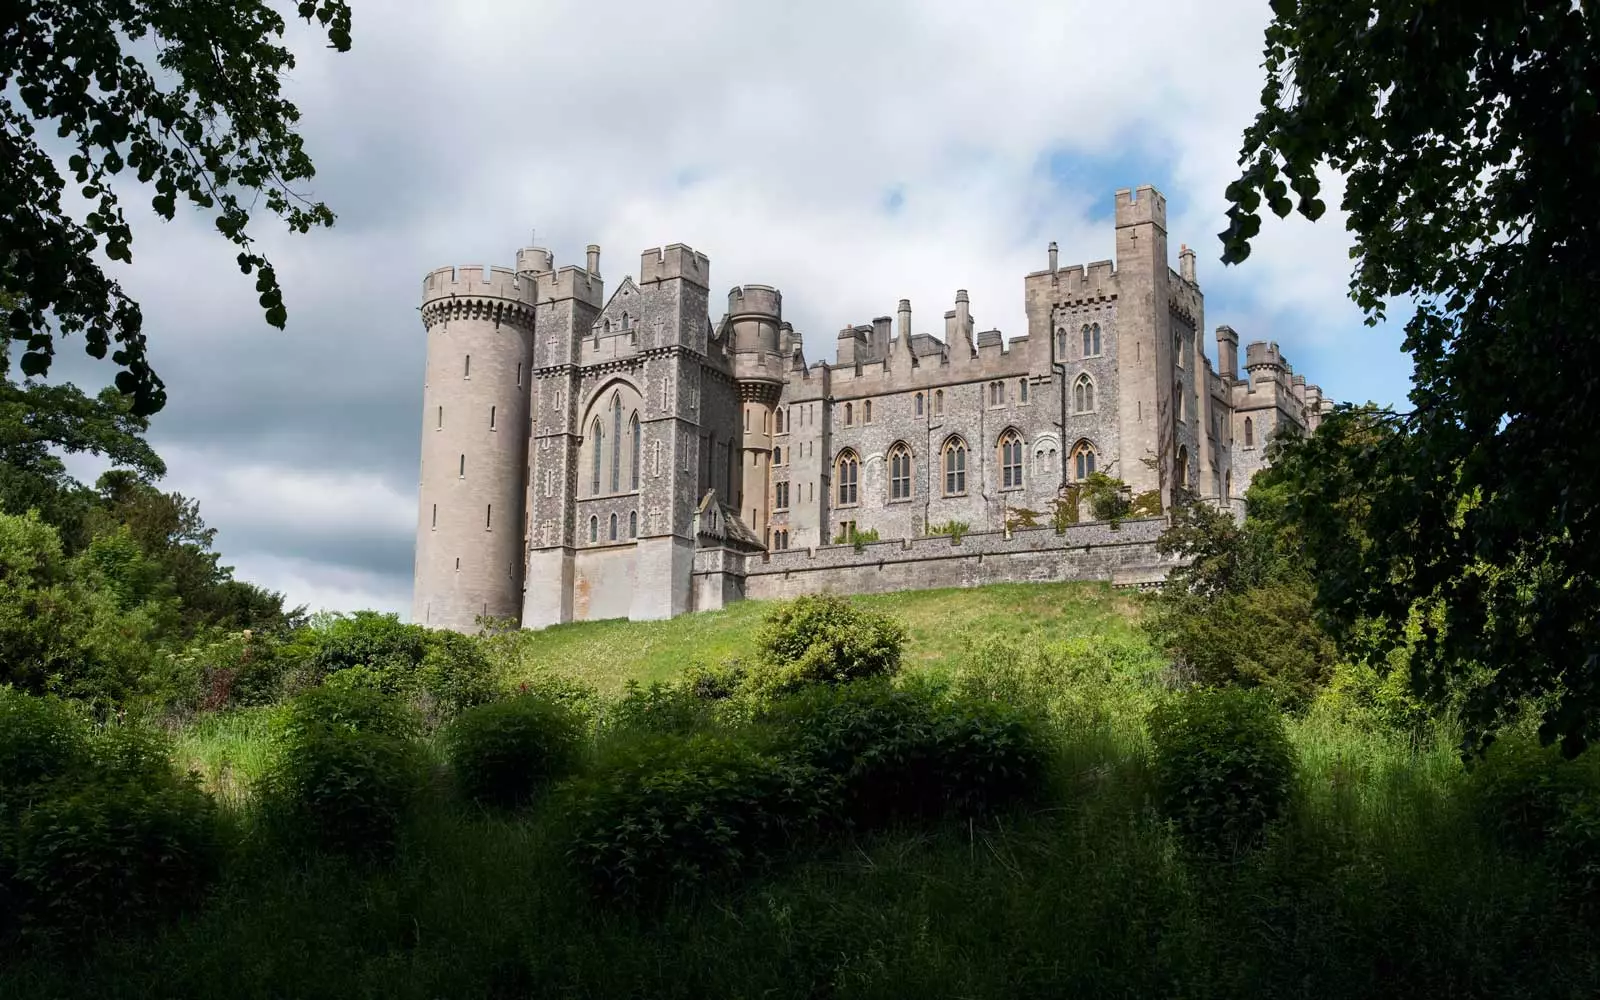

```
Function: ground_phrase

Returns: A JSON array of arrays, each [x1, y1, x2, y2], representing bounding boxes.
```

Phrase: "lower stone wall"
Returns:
[[739, 516, 1178, 602]]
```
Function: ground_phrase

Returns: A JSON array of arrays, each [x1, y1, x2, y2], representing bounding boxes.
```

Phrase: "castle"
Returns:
[[412, 186, 1332, 631]]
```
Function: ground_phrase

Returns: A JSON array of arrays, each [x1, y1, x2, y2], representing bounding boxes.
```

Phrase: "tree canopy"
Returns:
[[1221, 2, 1600, 754], [1, 1, 352, 415]]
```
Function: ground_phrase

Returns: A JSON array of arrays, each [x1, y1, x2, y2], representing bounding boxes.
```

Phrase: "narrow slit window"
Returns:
[[437, 405, 443, 429], [489, 405, 497, 430], [485, 504, 492, 530], [459, 454, 465, 478], [431, 504, 437, 529], [516, 362, 522, 386], [464, 354, 471, 378]]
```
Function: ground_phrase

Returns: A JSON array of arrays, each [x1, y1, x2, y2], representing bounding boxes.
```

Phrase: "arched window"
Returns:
[[1019, 379, 1029, 404], [1173, 385, 1183, 422], [1055, 327, 1067, 357], [836, 451, 859, 505], [610, 395, 624, 492], [888, 443, 912, 500], [1244, 416, 1254, 446], [934, 389, 944, 415], [844, 402, 854, 426], [589, 516, 598, 543], [629, 511, 638, 538], [999, 430, 1024, 489], [1084, 323, 1101, 356], [775, 409, 785, 433], [1071, 440, 1098, 481], [773, 446, 782, 465], [915, 392, 924, 416], [590, 418, 604, 494], [621, 312, 630, 330], [1176, 446, 1190, 489], [1225, 470, 1233, 499], [629, 414, 641, 490], [609, 513, 618, 541], [942, 437, 968, 495], [864, 400, 873, 423], [1074, 374, 1095, 413], [989, 381, 1003, 405]]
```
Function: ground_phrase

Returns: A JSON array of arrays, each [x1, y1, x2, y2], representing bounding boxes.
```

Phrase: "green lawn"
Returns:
[[493, 581, 1146, 693]]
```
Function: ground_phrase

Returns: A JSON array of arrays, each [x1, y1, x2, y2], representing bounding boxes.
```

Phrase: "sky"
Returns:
[[47, 0, 1416, 619]]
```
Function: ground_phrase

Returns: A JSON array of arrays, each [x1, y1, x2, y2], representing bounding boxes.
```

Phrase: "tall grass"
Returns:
[[4, 582, 1598, 999]]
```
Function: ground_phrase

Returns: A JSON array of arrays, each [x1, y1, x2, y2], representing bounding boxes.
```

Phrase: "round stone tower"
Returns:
[[413, 263, 537, 630], [728, 284, 785, 542]]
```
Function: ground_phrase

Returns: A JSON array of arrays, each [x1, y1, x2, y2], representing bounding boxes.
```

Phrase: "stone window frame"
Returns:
[[864, 399, 873, 424], [934, 389, 945, 416], [609, 512, 618, 541], [997, 428, 1025, 491], [775, 480, 790, 511], [1018, 379, 1029, 404], [588, 515, 598, 543], [887, 441, 913, 502], [1176, 445, 1190, 489], [915, 392, 924, 416], [835, 449, 860, 507], [941, 435, 969, 497], [773, 445, 783, 466], [1243, 416, 1254, 447], [843, 401, 854, 426], [1070, 439, 1099, 481], [987, 380, 1006, 407], [1055, 327, 1068, 359], [629, 511, 638, 538], [1081, 323, 1103, 359], [1073, 373, 1096, 414]]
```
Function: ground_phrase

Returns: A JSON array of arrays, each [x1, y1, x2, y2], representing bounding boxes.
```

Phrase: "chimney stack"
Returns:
[[897, 298, 912, 345], [1048, 241, 1059, 274], [1179, 243, 1197, 284], [586, 244, 601, 275]]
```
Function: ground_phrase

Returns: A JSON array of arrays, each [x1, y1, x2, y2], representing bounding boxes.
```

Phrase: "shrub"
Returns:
[[259, 686, 423, 857], [299, 612, 498, 726], [1081, 472, 1132, 523], [681, 660, 749, 701], [414, 630, 500, 719], [9, 749, 220, 944], [1146, 687, 1295, 857], [446, 694, 583, 810], [753, 595, 906, 695], [0, 688, 89, 809], [565, 733, 836, 899], [601, 679, 713, 737], [765, 680, 1049, 828], [1470, 733, 1600, 898]]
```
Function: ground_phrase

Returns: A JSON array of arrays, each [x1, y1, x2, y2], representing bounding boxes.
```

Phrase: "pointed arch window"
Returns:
[[1074, 374, 1096, 413], [999, 430, 1024, 489], [589, 516, 598, 543], [864, 400, 873, 423], [1019, 379, 1029, 404], [1071, 440, 1098, 481], [934, 389, 944, 415], [915, 392, 924, 416], [775, 409, 785, 433], [844, 401, 854, 426], [942, 437, 968, 496], [610, 395, 623, 492], [1082, 323, 1102, 357], [1056, 327, 1067, 358], [629, 413, 641, 490], [1176, 446, 1190, 489], [773, 445, 782, 466], [629, 511, 638, 538], [836, 451, 859, 505], [609, 513, 619, 541], [888, 443, 913, 500], [590, 418, 604, 494], [1244, 416, 1254, 447]]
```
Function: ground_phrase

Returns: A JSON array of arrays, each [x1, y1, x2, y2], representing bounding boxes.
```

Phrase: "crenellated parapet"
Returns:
[[641, 244, 711, 288], [421, 265, 538, 331]]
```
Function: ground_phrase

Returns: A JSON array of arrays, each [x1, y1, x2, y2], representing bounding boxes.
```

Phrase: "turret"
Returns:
[[1244, 341, 1286, 377], [413, 264, 537, 632]]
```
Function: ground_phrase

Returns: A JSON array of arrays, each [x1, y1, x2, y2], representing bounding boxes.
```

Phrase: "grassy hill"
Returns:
[[7, 581, 1600, 1000]]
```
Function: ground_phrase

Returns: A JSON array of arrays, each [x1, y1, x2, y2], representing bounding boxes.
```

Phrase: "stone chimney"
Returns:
[[1179, 244, 1196, 284], [586, 244, 600, 275], [1048, 241, 1059, 273]]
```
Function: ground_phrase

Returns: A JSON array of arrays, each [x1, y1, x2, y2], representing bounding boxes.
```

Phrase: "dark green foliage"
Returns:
[[1220, 3, 1600, 755], [1147, 688, 1295, 857], [259, 686, 423, 857], [753, 594, 906, 694], [0, 688, 88, 809], [1469, 734, 1600, 899], [602, 679, 715, 737], [2, 0, 353, 414], [681, 659, 749, 701], [764, 680, 1049, 828], [8, 754, 220, 944], [306, 612, 499, 726], [446, 694, 583, 810], [1080, 471, 1132, 522], [565, 734, 836, 900]]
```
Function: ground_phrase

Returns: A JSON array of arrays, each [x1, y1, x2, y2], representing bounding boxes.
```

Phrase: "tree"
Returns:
[[1220, 3, 1600, 753], [1, 1, 353, 415]]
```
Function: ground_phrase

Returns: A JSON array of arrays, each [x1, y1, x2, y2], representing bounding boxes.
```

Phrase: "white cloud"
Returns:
[[42, 0, 1410, 616]]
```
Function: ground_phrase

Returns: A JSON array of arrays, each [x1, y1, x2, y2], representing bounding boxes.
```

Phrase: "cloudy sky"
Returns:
[[51, 0, 1414, 619]]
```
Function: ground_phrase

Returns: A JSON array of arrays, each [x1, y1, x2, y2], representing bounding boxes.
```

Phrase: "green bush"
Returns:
[[1470, 733, 1600, 898], [565, 733, 836, 899], [765, 680, 1049, 828], [601, 679, 713, 737], [682, 660, 750, 701], [8, 739, 220, 944], [446, 694, 583, 810], [1147, 687, 1295, 857], [260, 686, 423, 857], [0, 688, 89, 809], [300, 612, 498, 725], [753, 595, 906, 695]]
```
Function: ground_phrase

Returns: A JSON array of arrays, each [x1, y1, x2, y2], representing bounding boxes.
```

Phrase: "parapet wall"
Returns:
[[736, 517, 1178, 602]]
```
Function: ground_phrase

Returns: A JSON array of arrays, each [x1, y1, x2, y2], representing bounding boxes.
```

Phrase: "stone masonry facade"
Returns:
[[411, 186, 1334, 631]]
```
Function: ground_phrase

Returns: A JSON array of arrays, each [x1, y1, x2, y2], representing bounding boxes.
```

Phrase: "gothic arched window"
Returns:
[[1071, 440, 1098, 481], [1074, 374, 1095, 413], [629, 413, 641, 490], [1019, 379, 1029, 404], [1083, 323, 1102, 357], [775, 409, 785, 433], [773, 445, 782, 466], [1056, 327, 1067, 358], [888, 442, 912, 500], [836, 451, 859, 505], [999, 430, 1024, 489], [629, 511, 638, 538], [589, 516, 598, 543], [590, 418, 604, 494], [864, 400, 873, 423], [942, 437, 968, 496], [1176, 446, 1190, 489], [844, 401, 854, 426], [1244, 416, 1254, 446], [609, 513, 618, 541], [610, 395, 624, 493], [915, 392, 924, 416], [934, 389, 944, 415]]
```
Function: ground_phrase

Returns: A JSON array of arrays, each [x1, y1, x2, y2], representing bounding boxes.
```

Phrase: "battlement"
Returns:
[[515, 247, 553, 275], [538, 265, 604, 308], [728, 284, 781, 319], [641, 244, 711, 289], [1244, 340, 1285, 371], [422, 265, 537, 308], [1113, 185, 1167, 230]]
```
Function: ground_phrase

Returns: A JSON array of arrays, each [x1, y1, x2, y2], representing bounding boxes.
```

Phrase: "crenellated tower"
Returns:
[[728, 284, 785, 544], [413, 264, 537, 629]]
